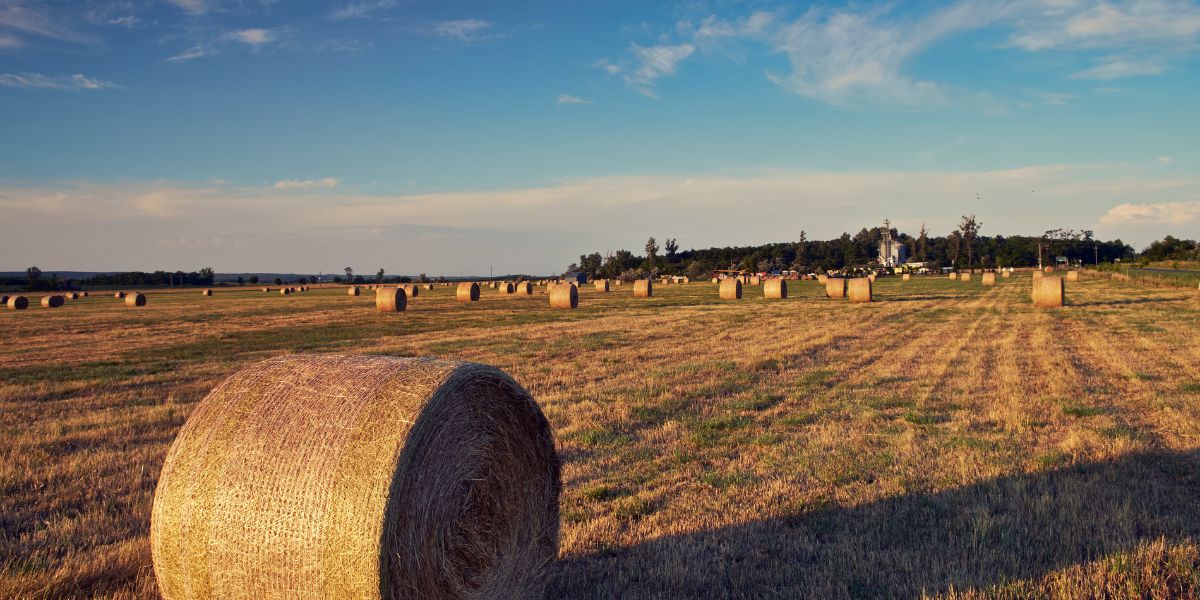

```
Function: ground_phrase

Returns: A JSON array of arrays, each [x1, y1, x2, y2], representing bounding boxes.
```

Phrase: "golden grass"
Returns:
[[2, 275, 1199, 598]]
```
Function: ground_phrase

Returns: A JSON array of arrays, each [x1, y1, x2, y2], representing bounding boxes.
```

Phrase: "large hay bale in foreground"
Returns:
[[126, 293, 147, 307], [633, 280, 652, 298], [150, 354, 561, 600], [457, 282, 480, 302], [982, 273, 996, 286], [764, 278, 787, 299], [517, 282, 533, 295], [549, 284, 578, 309], [719, 278, 742, 300], [594, 280, 609, 292], [41, 295, 64, 308], [376, 287, 407, 313], [825, 278, 846, 299], [1033, 275, 1064, 307], [1067, 271, 1079, 282], [847, 278, 872, 303], [348, 286, 360, 296], [7, 295, 28, 310]]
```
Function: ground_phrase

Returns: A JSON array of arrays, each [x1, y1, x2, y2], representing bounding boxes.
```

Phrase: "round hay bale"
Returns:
[[1045, 267, 1054, 273], [981, 273, 996, 286], [281, 288, 292, 295], [949, 273, 958, 280], [348, 286, 361, 296], [1066, 271, 1079, 282], [594, 280, 609, 292], [825, 278, 846, 299], [749, 276, 761, 286], [202, 289, 213, 296], [457, 282, 480, 302], [376, 287, 408, 313], [1002, 271, 1011, 278], [960, 272, 972, 282], [1033, 275, 1064, 307], [262, 287, 270, 293], [847, 277, 872, 303], [403, 285, 420, 298], [902, 274, 911, 281], [150, 354, 561, 600], [82, 291, 89, 297], [41, 295, 64, 308], [614, 280, 622, 286], [719, 278, 742, 300], [0, 294, 7, 306], [6, 295, 28, 310], [424, 284, 434, 291], [115, 291, 127, 298], [711, 277, 719, 284], [499, 282, 515, 294], [67, 292, 80, 300], [764, 278, 787, 299], [516, 282, 533, 295], [633, 279, 653, 298], [126, 292, 147, 307], [682, 277, 690, 284], [868, 274, 877, 283], [817, 275, 828, 284], [549, 284, 578, 309]]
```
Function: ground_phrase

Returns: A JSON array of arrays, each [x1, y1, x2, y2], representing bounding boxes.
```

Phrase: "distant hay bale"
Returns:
[[1066, 271, 1079, 282], [633, 279, 653, 298], [614, 280, 622, 286], [982, 273, 996, 286], [847, 277, 872, 303], [281, 288, 292, 295], [126, 293, 147, 307], [682, 277, 690, 283], [262, 287, 270, 293], [348, 286, 360, 296], [1002, 271, 1011, 278], [6, 295, 28, 310], [711, 277, 718, 284], [41, 295, 64, 308], [749, 276, 760, 286], [1033, 275, 1064, 307], [403, 285, 420, 298], [549, 284, 578, 309], [948, 273, 958, 280], [764, 278, 787, 299], [202, 289, 213, 296], [424, 284, 434, 291], [817, 275, 828, 284], [902, 274, 911, 281], [82, 291, 89, 297], [594, 280, 609, 292], [150, 354, 561, 600], [960, 272, 972, 282], [825, 278, 846, 299], [115, 292, 127, 298], [66, 292, 80, 300], [517, 282, 533, 295], [457, 282, 480, 302], [499, 282, 515, 294], [376, 287, 408, 313], [719, 278, 742, 300], [0, 295, 7, 306], [1045, 267, 1054, 273]]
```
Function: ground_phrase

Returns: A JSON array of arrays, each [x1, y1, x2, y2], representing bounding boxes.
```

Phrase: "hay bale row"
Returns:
[[633, 280, 652, 298], [549, 284, 578, 309], [847, 278, 872, 303], [376, 287, 407, 312], [1002, 271, 1011, 278], [457, 282, 480, 303], [719, 278, 742, 300], [6, 295, 28, 310], [764, 279, 787, 299], [1033, 275, 1064, 307], [150, 354, 561, 600], [825, 278, 846, 299]]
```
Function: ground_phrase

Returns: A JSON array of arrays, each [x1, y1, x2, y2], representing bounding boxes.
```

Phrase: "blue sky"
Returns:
[[1, 0, 1198, 274]]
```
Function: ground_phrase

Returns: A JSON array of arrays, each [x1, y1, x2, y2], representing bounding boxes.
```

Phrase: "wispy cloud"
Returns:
[[556, 93, 591, 105], [431, 19, 496, 43], [0, 72, 117, 90], [623, 43, 694, 97], [165, 0, 209, 16], [165, 44, 217, 62], [271, 177, 340, 190], [1101, 201, 1200, 225], [0, 0, 90, 45], [330, 0, 397, 20], [0, 32, 20, 48], [226, 28, 276, 47], [1071, 57, 1166, 80]]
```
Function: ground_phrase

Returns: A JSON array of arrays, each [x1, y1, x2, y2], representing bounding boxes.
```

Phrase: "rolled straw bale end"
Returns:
[[376, 287, 407, 312], [41, 295, 64, 308], [719, 279, 742, 300], [549, 284, 578, 309], [817, 275, 828, 284], [847, 278, 872, 303], [633, 280, 653, 298], [764, 278, 787, 299], [262, 288, 271, 293], [457, 282, 481, 302], [125, 293, 147, 307], [281, 288, 291, 295], [517, 282, 533, 295], [1033, 276, 1065, 307], [150, 354, 561, 600], [825, 278, 846, 299], [7, 295, 29, 310]]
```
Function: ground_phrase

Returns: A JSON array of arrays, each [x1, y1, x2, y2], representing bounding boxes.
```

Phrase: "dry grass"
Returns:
[[2, 276, 1200, 598]]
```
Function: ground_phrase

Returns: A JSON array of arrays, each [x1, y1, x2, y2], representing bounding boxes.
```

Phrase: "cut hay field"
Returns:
[[3, 276, 1200, 598]]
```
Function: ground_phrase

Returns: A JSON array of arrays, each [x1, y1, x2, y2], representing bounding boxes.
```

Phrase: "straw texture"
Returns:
[[633, 280, 652, 298], [982, 273, 996, 286], [126, 293, 147, 307], [825, 278, 846, 299], [41, 295, 64, 308], [1033, 276, 1065, 307], [847, 278, 872, 303], [763, 279, 787, 299], [719, 279, 742, 300], [376, 287, 408, 313], [1066, 271, 1079, 282], [457, 282, 480, 303], [748, 277, 761, 286], [150, 354, 561, 600], [549, 284, 578, 309], [6, 295, 28, 310]]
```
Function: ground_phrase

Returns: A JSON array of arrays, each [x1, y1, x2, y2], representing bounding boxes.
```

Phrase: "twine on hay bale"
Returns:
[[202, 289, 213, 296], [376, 287, 407, 313], [348, 286, 360, 296], [1066, 271, 1079, 282], [633, 279, 653, 298], [516, 282, 533, 295], [825, 278, 846, 299], [594, 280, 609, 292], [1033, 275, 1064, 307], [6, 295, 28, 310], [549, 284, 578, 309], [41, 295, 64, 308], [150, 354, 561, 600], [126, 292, 147, 307], [847, 278, 872, 303], [764, 278, 787, 299], [719, 278, 742, 300], [457, 282, 480, 303], [982, 273, 996, 286]]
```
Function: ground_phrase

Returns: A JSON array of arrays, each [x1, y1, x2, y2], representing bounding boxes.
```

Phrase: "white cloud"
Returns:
[[0, 72, 117, 90], [330, 0, 397, 20], [431, 19, 495, 42], [271, 178, 341, 190], [1101, 201, 1200, 225], [555, 94, 591, 105], [0, 0, 90, 44], [1009, 0, 1200, 51], [227, 28, 275, 47], [1157, 155, 1175, 165], [1071, 57, 1166, 79], [165, 44, 216, 62], [0, 32, 20, 48], [625, 43, 695, 96], [166, 0, 208, 15]]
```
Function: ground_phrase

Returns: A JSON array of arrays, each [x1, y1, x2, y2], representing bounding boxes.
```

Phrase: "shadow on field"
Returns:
[[548, 449, 1200, 598], [1068, 297, 1175, 307]]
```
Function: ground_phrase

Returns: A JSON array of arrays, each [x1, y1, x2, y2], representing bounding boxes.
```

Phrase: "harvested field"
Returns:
[[2, 275, 1200, 598]]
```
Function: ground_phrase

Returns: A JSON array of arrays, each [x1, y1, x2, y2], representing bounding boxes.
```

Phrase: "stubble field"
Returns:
[[2, 275, 1199, 598]]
